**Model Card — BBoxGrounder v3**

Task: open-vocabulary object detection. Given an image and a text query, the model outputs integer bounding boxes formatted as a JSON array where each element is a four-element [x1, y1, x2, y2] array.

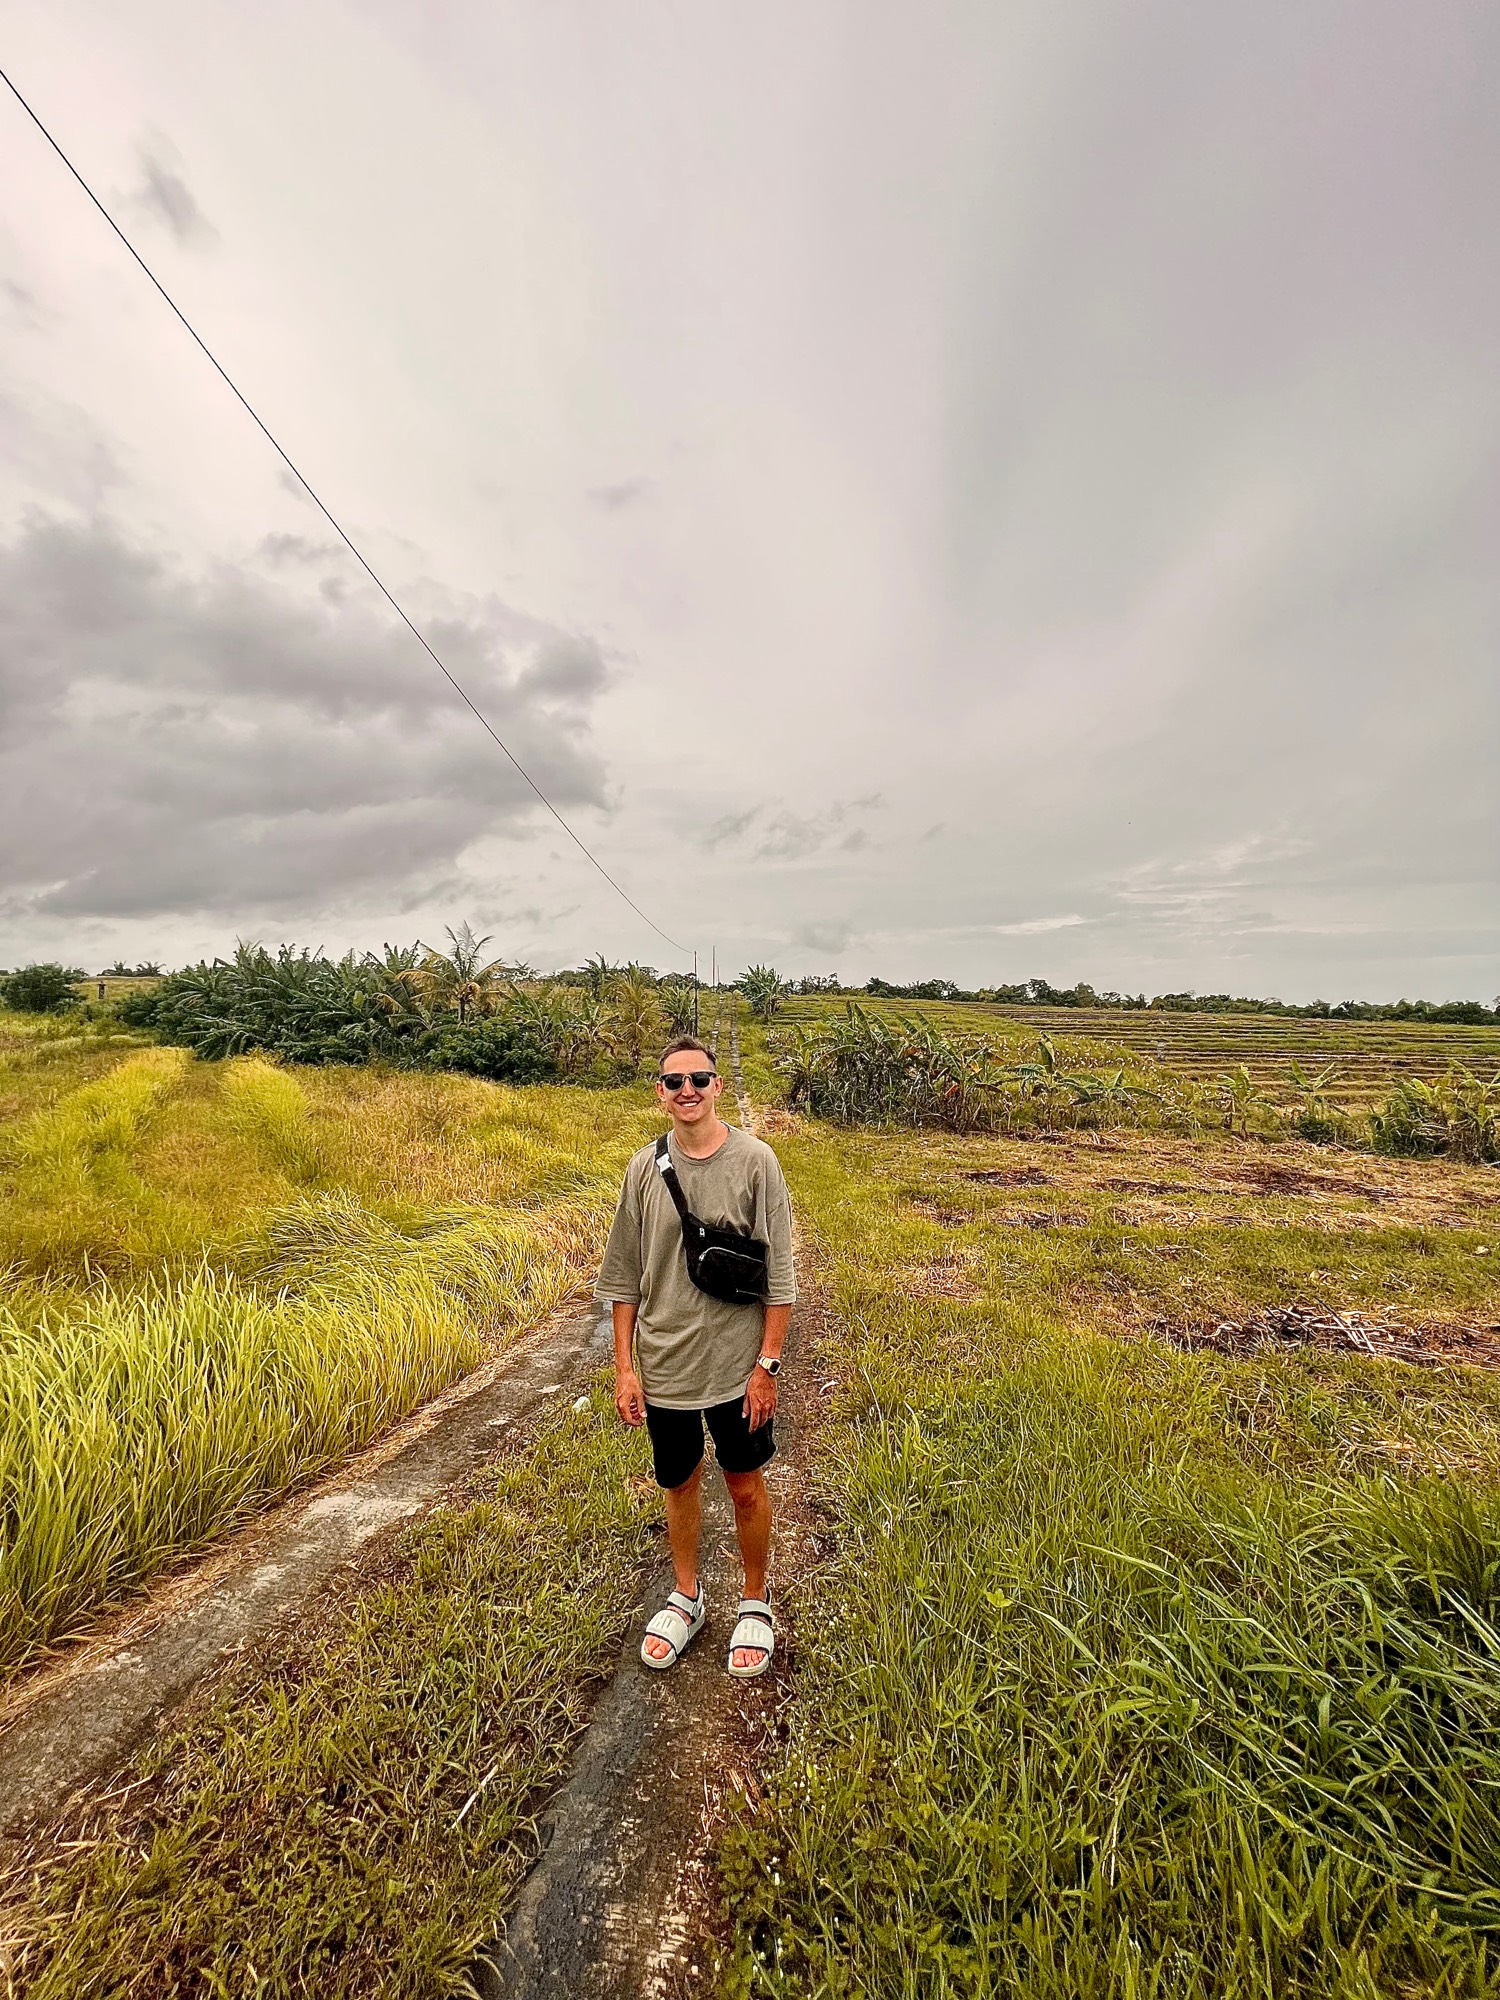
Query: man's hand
[[743, 1363, 778, 1431], [614, 1366, 646, 1427]]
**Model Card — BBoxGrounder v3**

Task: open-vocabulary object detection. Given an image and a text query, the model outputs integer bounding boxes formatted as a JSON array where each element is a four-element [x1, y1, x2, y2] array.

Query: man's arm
[[743, 1301, 791, 1428], [759, 1301, 791, 1363], [613, 1301, 645, 1426]]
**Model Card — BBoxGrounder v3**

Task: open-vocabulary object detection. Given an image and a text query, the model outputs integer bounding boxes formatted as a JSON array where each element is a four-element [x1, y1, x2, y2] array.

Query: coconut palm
[[604, 972, 668, 1073], [418, 924, 508, 1024]]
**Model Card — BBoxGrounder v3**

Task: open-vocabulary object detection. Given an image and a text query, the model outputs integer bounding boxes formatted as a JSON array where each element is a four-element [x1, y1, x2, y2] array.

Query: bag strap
[[653, 1133, 692, 1223]]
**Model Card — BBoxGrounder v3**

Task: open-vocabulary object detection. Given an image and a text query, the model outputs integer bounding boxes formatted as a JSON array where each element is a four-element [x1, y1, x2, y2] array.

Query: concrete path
[[0, 1303, 611, 1835], [477, 1412, 804, 1999]]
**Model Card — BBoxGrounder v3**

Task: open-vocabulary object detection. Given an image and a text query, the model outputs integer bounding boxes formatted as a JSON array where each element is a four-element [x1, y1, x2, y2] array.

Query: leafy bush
[[423, 1016, 562, 1085], [778, 1005, 1161, 1134], [1371, 1069, 1500, 1163], [124, 937, 691, 1082], [739, 965, 790, 1022], [1, 962, 87, 1013]]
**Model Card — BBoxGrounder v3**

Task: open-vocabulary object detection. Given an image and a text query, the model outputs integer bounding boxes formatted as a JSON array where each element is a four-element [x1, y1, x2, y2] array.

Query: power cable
[[0, 62, 690, 959]]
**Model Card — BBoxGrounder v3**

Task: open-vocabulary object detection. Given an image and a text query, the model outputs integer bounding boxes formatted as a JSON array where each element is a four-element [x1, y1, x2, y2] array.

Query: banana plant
[[1215, 1063, 1277, 1136]]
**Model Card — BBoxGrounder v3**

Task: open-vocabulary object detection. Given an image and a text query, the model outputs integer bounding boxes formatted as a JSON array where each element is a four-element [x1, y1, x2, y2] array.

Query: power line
[[0, 62, 690, 960]]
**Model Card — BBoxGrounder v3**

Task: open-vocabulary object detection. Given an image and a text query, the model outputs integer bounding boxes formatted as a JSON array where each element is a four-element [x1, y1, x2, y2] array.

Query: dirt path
[[476, 1000, 814, 1997], [0, 1300, 612, 1837]]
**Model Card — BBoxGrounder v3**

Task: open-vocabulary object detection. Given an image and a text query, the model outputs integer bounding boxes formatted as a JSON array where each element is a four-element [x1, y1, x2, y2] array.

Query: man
[[597, 1036, 796, 1677]]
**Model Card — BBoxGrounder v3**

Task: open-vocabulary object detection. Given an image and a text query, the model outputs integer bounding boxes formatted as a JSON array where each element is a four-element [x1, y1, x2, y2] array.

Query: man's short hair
[[659, 1036, 717, 1069]]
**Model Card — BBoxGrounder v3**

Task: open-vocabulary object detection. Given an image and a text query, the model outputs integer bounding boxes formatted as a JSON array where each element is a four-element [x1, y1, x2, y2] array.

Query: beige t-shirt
[[595, 1123, 797, 1410]]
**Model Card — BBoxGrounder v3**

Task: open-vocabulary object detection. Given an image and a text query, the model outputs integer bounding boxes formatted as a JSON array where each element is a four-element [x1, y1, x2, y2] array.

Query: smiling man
[[597, 1036, 796, 1677]]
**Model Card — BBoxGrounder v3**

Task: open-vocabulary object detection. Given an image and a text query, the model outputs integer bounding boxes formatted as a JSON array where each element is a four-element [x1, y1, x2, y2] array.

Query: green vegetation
[[722, 1123, 1500, 1998], [739, 964, 792, 1022], [794, 973, 1499, 1024], [1372, 1071, 1500, 1164], [4, 1383, 656, 1999], [771, 1003, 1500, 1159], [0, 1030, 661, 1676], [779, 1005, 1163, 1133], [112, 936, 703, 1082], [0, 962, 88, 1013]]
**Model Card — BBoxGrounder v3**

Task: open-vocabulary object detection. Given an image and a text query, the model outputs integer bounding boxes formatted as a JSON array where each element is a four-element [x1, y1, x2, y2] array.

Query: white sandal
[[640, 1583, 706, 1670], [727, 1597, 775, 1678]]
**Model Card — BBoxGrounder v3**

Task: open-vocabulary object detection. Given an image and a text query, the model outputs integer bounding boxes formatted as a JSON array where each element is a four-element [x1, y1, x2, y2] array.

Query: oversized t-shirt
[[595, 1124, 797, 1410]]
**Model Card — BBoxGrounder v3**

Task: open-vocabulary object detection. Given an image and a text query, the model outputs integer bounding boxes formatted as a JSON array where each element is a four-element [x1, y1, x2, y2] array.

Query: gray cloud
[[589, 478, 649, 512], [0, 515, 611, 921], [129, 136, 219, 250], [790, 916, 855, 954], [704, 796, 886, 861], [1, 279, 45, 330], [258, 533, 341, 567]]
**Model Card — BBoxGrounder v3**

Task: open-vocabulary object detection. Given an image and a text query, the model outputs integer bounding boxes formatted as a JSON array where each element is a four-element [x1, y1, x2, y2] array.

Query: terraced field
[[777, 998, 1500, 1109]]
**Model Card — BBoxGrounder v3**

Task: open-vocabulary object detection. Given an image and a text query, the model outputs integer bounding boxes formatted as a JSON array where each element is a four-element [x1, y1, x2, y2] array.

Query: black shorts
[[643, 1395, 776, 1490]]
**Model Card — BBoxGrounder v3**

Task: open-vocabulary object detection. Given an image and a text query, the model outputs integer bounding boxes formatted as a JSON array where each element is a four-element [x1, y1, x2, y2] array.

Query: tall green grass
[[0, 1040, 664, 1679], [724, 1134, 1500, 1998], [0, 1195, 600, 1675], [6, 1382, 657, 1999]]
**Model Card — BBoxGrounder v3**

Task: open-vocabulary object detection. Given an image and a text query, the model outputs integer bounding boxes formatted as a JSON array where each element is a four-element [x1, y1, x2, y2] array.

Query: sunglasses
[[659, 1070, 717, 1092]]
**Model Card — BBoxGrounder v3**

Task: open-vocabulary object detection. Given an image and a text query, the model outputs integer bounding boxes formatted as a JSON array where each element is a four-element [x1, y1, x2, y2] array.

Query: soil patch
[[965, 1167, 1052, 1188], [1215, 1164, 1397, 1201], [1155, 1303, 1500, 1371]]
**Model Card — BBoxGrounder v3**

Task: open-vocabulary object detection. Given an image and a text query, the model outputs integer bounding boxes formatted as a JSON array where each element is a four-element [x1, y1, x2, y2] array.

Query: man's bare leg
[[644, 1460, 704, 1663], [723, 1467, 772, 1671]]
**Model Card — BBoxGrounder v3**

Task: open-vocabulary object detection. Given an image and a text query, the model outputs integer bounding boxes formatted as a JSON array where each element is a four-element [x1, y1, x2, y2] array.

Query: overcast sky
[[1, 0, 1496, 998]]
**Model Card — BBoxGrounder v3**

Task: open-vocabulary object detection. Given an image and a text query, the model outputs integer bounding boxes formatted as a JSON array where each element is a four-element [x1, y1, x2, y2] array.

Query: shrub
[[1, 963, 87, 1013], [423, 1016, 562, 1085], [778, 1005, 1161, 1134], [1370, 1069, 1500, 1163], [739, 965, 789, 1022]]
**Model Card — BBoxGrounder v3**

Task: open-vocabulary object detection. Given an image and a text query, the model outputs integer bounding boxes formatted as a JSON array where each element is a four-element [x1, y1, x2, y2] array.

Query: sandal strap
[[736, 1597, 772, 1620], [665, 1588, 702, 1616]]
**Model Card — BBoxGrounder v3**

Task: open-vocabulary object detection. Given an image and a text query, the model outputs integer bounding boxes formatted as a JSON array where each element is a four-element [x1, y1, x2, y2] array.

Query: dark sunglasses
[[659, 1069, 717, 1092]]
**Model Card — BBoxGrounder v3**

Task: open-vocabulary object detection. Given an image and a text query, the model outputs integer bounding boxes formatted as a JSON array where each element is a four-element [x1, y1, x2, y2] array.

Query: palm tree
[[605, 972, 668, 1073], [418, 923, 508, 1024]]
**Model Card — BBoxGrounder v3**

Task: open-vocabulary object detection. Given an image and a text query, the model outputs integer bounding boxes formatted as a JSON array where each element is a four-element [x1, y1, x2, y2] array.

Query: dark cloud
[[0, 515, 611, 921], [129, 138, 219, 250]]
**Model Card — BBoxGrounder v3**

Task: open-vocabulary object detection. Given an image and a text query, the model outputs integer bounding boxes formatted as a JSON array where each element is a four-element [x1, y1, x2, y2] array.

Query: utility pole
[[692, 950, 699, 1037]]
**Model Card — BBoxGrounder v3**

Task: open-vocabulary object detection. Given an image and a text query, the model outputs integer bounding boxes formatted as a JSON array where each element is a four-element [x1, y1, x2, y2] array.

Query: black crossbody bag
[[653, 1134, 769, 1305]]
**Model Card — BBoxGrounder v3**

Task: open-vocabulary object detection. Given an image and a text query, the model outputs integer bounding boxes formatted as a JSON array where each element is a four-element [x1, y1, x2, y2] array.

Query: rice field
[[776, 997, 1500, 1110], [0, 1014, 661, 1677]]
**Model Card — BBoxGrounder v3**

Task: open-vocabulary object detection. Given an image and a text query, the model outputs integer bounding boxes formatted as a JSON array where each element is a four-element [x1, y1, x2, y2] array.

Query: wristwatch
[[756, 1354, 781, 1376]]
